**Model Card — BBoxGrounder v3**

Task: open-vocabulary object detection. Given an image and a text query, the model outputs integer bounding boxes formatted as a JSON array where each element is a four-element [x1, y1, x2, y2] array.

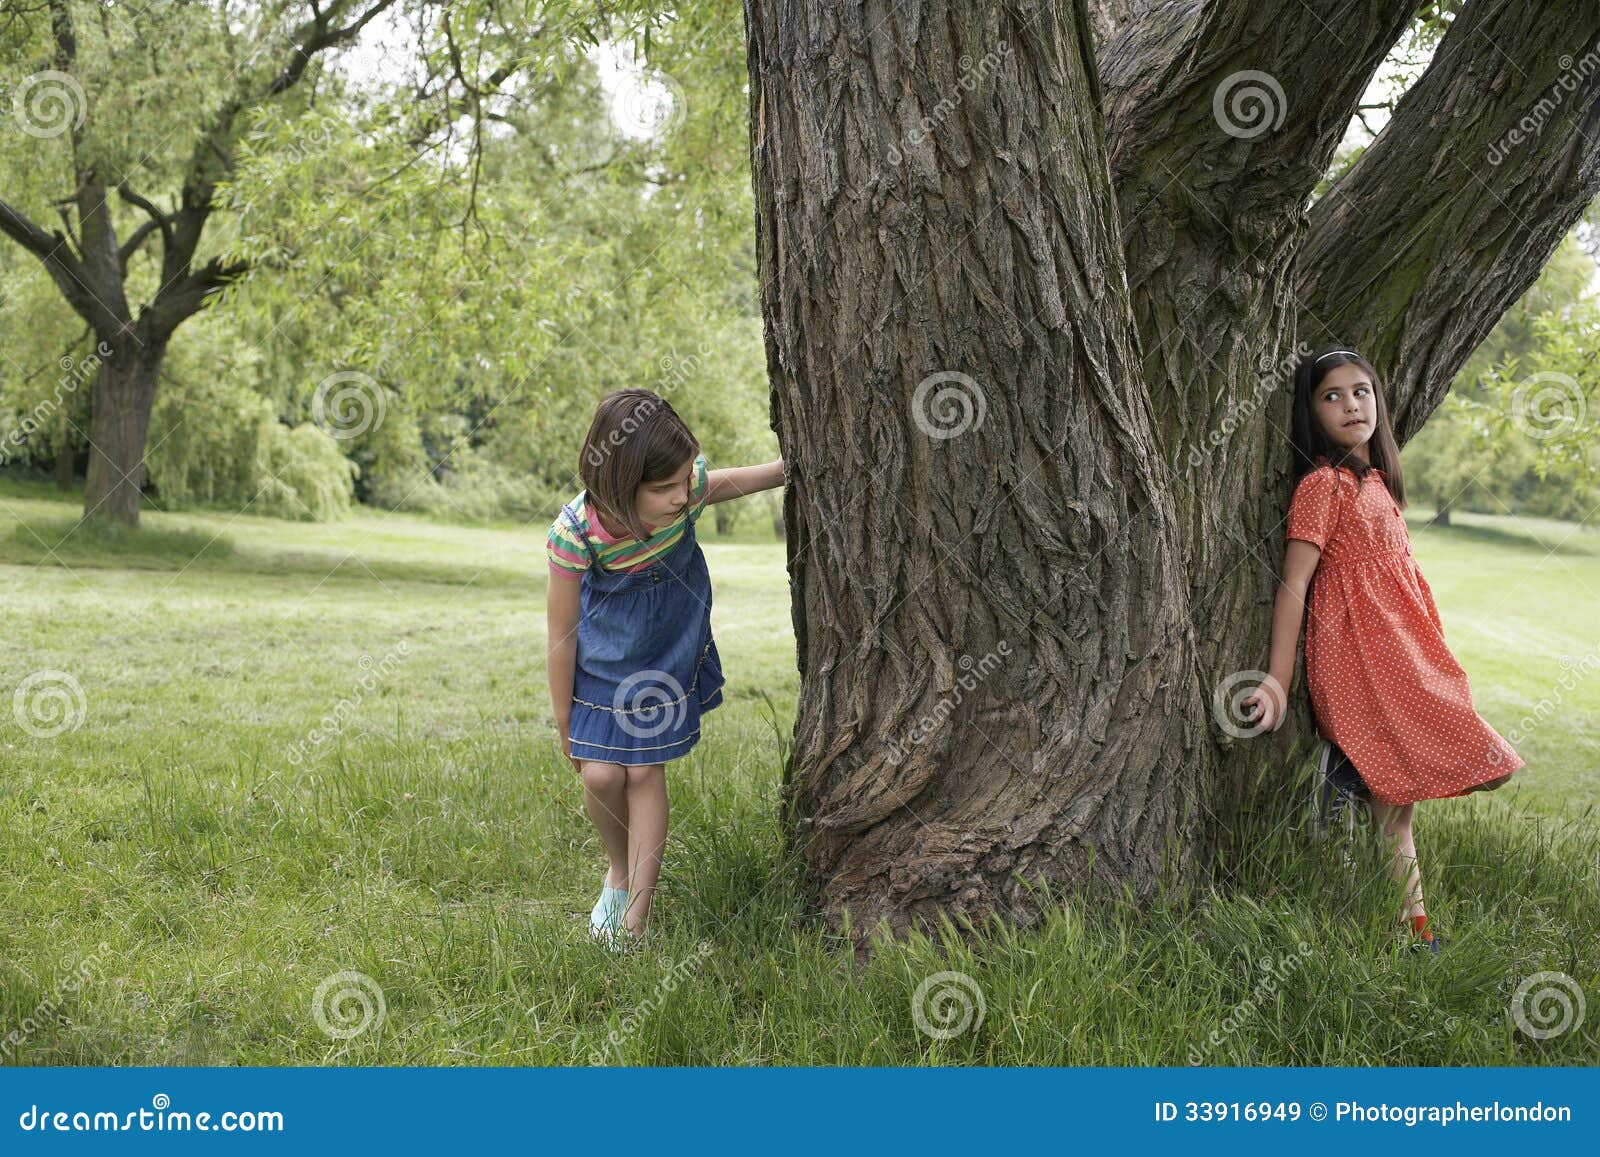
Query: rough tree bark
[[745, 0, 1600, 947]]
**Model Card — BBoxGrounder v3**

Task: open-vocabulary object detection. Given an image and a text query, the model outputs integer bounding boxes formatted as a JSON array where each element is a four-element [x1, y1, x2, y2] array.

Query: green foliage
[[1404, 236, 1600, 524], [146, 373, 357, 522]]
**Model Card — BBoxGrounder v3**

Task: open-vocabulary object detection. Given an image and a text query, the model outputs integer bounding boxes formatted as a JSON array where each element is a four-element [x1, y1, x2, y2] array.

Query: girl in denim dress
[[546, 389, 784, 949]]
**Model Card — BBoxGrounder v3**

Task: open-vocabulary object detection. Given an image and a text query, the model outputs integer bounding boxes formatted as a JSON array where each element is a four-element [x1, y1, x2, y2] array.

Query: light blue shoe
[[589, 884, 628, 942]]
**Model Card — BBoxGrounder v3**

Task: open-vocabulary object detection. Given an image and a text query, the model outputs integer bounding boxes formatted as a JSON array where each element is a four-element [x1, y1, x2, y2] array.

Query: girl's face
[[1313, 363, 1378, 458], [633, 456, 696, 529]]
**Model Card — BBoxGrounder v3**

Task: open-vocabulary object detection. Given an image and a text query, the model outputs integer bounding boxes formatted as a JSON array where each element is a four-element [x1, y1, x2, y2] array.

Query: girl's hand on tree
[[1240, 674, 1287, 733]]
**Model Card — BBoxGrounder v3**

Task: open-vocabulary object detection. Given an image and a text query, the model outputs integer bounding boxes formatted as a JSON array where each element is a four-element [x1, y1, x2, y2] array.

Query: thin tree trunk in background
[[747, 0, 1208, 946], [82, 340, 165, 525]]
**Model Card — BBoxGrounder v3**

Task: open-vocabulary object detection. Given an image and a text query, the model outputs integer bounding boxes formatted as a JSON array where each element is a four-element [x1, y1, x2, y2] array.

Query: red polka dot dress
[[1287, 460, 1523, 806]]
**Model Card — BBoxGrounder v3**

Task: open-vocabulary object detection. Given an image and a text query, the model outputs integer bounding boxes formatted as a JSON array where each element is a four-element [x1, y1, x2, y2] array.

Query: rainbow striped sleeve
[[546, 516, 589, 580], [687, 455, 710, 523]]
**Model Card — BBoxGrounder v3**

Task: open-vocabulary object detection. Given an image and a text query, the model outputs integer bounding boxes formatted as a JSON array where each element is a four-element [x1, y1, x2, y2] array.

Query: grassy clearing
[[0, 482, 1595, 1065]]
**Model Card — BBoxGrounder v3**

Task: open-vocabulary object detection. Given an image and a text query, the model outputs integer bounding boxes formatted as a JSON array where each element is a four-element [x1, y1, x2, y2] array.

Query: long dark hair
[[578, 389, 700, 540], [1289, 345, 1405, 506]]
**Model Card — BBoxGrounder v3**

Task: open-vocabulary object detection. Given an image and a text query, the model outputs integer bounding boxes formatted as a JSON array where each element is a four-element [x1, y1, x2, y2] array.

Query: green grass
[[0, 482, 1595, 1065]]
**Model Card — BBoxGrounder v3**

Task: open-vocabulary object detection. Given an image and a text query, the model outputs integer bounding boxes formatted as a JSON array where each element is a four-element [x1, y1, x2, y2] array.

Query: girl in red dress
[[1242, 346, 1523, 951]]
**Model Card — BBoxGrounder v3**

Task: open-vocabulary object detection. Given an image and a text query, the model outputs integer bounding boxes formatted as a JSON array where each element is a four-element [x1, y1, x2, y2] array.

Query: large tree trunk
[[82, 339, 165, 526], [746, 0, 1209, 946], [746, 0, 1600, 948]]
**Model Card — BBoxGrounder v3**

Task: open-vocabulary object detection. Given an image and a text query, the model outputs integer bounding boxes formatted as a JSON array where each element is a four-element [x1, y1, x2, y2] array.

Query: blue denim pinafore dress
[[561, 497, 723, 766]]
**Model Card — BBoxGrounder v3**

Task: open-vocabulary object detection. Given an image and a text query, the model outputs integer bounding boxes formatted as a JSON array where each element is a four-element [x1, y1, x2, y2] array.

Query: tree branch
[[1296, 0, 1600, 442]]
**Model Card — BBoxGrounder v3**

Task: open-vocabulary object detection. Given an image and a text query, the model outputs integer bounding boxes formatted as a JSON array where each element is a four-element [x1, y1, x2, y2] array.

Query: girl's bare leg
[[1369, 800, 1424, 924], [621, 763, 668, 936], [580, 761, 630, 889]]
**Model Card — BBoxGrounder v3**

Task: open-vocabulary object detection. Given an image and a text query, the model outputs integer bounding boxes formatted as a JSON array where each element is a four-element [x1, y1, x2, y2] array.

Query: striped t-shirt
[[546, 455, 709, 580]]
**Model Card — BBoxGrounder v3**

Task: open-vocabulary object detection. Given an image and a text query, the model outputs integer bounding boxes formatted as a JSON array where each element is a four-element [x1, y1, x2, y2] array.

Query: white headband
[[1315, 349, 1359, 364]]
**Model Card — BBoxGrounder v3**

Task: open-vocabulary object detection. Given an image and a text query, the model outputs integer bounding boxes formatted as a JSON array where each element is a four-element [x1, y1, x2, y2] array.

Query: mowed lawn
[[0, 479, 1595, 1066]]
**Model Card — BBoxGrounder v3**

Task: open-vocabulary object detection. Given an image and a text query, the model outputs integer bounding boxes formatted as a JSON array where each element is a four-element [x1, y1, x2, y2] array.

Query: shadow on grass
[[0, 516, 523, 587]]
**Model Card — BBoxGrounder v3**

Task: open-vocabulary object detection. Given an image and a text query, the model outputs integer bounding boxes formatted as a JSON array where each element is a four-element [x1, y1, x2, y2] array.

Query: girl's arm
[[1242, 539, 1321, 732], [705, 459, 784, 505], [546, 575, 583, 772]]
